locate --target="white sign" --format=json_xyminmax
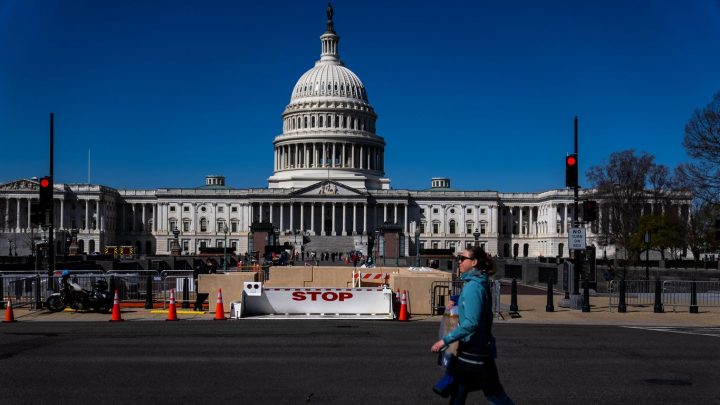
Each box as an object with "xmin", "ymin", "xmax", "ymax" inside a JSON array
[
  {"xmin": 242, "ymin": 287, "xmax": 393, "ymax": 317},
  {"xmin": 568, "ymin": 227, "xmax": 586, "ymax": 250}
]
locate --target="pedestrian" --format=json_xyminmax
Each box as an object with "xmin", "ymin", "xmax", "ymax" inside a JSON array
[{"xmin": 430, "ymin": 246, "xmax": 514, "ymax": 404}]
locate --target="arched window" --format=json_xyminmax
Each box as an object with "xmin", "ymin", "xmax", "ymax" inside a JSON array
[
  {"xmin": 523, "ymin": 244, "xmax": 529, "ymax": 257},
  {"xmin": 78, "ymin": 240, "xmax": 85, "ymax": 253},
  {"xmin": 449, "ymin": 220, "xmax": 456, "ymax": 234},
  {"xmin": 311, "ymin": 116, "xmax": 315, "ymax": 127},
  {"xmin": 513, "ymin": 243, "xmax": 519, "ymax": 258},
  {"xmin": 200, "ymin": 218, "xmax": 208, "ymax": 232},
  {"xmin": 319, "ymin": 116, "xmax": 323, "ymax": 127},
  {"xmin": 304, "ymin": 116, "xmax": 308, "ymax": 128},
  {"xmin": 145, "ymin": 241, "xmax": 152, "ymax": 255},
  {"xmin": 88, "ymin": 240, "xmax": 95, "ymax": 253}
]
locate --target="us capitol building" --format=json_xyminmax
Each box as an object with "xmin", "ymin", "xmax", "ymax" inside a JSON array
[{"xmin": 1, "ymin": 7, "xmax": 605, "ymax": 260}]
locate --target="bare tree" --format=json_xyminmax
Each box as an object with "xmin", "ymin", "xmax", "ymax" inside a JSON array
[
  {"xmin": 587, "ymin": 150, "xmax": 684, "ymax": 263},
  {"xmin": 679, "ymin": 91, "xmax": 720, "ymax": 203}
]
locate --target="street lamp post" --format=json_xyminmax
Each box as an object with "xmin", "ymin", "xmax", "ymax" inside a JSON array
[
  {"xmin": 375, "ymin": 229, "xmax": 381, "ymax": 266},
  {"xmin": 644, "ymin": 230, "xmax": 651, "ymax": 280},
  {"xmin": 223, "ymin": 224, "xmax": 228, "ymax": 272},
  {"xmin": 415, "ymin": 226, "xmax": 421, "ymax": 266},
  {"xmin": 473, "ymin": 228, "xmax": 481, "ymax": 247}
]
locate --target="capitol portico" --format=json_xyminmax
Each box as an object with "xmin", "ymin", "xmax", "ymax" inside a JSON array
[{"xmin": 1, "ymin": 6, "xmax": 647, "ymax": 260}]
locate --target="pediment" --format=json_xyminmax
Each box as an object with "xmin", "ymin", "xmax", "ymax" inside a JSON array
[
  {"xmin": 0, "ymin": 179, "xmax": 39, "ymax": 191},
  {"xmin": 290, "ymin": 180, "xmax": 367, "ymax": 197}
]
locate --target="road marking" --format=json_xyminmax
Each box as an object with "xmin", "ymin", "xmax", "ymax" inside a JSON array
[{"xmin": 623, "ymin": 326, "xmax": 720, "ymax": 338}]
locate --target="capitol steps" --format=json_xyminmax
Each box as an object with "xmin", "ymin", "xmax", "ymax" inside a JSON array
[{"xmin": 302, "ymin": 235, "xmax": 356, "ymax": 255}]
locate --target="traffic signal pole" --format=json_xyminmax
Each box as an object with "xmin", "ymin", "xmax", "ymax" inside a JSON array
[
  {"xmin": 573, "ymin": 116, "xmax": 590, "ymax": 312},
  {"xmin": 48, "ymin": 113, "xmax": 55, "ymax": 278}
]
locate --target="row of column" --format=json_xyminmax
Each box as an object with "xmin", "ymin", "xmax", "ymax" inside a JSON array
[
  {"xmin": 274, "ymin": 142, "xmax": 383, "ymax": 172},
  {"xmin": 254, "ymin": 201, "xmax": 408, "ymax": 236},
  {"xmin": 1, "ymin": 197, "xmax": 101, "ymax": 233}
]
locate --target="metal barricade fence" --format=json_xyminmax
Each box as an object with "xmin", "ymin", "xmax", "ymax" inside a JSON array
[
  {"xmin": 608, "ymin": 280, "xmax": 657, "ymax": 309},
  {"xmin": 161, "ymin": 275, "xmax": 196, "ymax": 309},
  {"xmin": 0, "ymin": 274, "xmax": 49, "ymax": 308},
  {"xmin": 662, "ymin": 280, "xmax": 720, "ymax": 311},
  {"xmin": 430, "ymin": 279, "xmax": 503, "ymax": 316}
]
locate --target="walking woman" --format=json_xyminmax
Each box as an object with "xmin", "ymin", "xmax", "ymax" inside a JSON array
[{"xmin": 431, "ymin": 246, "xmax": 514, "ymax": 404}]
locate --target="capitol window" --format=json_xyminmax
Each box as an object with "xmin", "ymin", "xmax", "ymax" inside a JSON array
[
  {"xmin": 231, "ymin": 206, "xmax": 238, "ymax": 212},
  {"xmin": 449, "ymin": 220, "xmax": 456, "ymax": 234},
  {"xmin": 432, "ymin": 223, "xmax": 439, "ymax": 234},
  {"xmin": 183, "ymin": 206, "xmax": 189, "ymax": 212},
  {"xmin": 183, "ymin": 221, "xmax": 190, "ymax": 232},
  {"xmin": 450, "ymin": 208, "xmax": 455, "ymax": 214},
  {"xmin": 200, "ymin": 218, "xmax": 208, "ymax": 232},
  {"xmin": 480, "ymin": 208, "xmax": 486, "ymax": 214},
  {"xmin": 170, "ymin": 206, "xmax": 176, "ymax": 212},
  {"xmin": 467, "ymin": 208, "xmax": 472, "ymax": 214},
  {"xmin": 433, "ymin": 208, "xmax": 438, "ymax": 214},
  {"xmin": 218, "ymin": 206, "xmax": 224, "ymax": 213}
]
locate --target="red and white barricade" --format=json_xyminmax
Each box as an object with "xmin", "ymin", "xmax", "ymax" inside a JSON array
[
  {"xmin": 352, "ymin": 270, "xmax": 388, "ymax": 287},
  {"xmin": 234, "ymin": 282, "xmax": 394, "ymax": 319}
]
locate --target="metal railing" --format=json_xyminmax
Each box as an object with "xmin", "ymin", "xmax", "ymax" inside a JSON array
[
  {"xmin": 429, "ymin": 279, "xmax": 503, "ymax": 316},
  {"xmin": 662, "ymin": 280, "xmax": 720, "ymax": 311},
  {"xmin": 608, "ymin": 280, "xmax": 720, "ymax": 311}
]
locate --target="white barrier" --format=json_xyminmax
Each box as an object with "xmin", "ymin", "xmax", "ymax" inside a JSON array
[
  {"xmin": 351, "ymin": 270, "xmax": 388, "ymax": 287},
  {"xmin": 240, "ymin": 282, "xmax": 394, "ymax": 319}
]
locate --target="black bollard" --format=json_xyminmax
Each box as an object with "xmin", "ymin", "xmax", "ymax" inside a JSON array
[
  {"xmin": 545, "ymin": 278, "xmax": 554, "ymax": 312},
  {"xmin": 145, "ymin": 274, "xmax": 153, "ymax": 309},
  {"xmin": 510, "ymin": 278, "xmax": 519, "ymax": 313},
  {"xmin": 582, "ymin": 276, "xmax": 591, "ymax": 313},
  {"xmin": 182, "ymin": 278, "xmax": 190, "ymax": 309},
  {"xmin": 34, "ymin": 275, "xmax": 42, "ymax": 310},
  {"xmin": 689, "ymin": 281, "xmax": 699, "ymax": 314},
  {"xmin": 618, "ymin": 279, "xmax": 627, "ymax": 313},
  {"xmin": 109, "ymin": 275, "xmax": 116, "ymax": 298},
  {"xmin": 0, "ymin": 275, "xmax": 5, "ymax": 309},
  {"xmin": 653, "ymin": 278, "xmax": 664, "ymax": 313}
]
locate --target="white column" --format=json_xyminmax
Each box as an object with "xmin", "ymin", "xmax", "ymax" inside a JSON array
[
  {"xmin": 332, "ymin": 143, "xmax": 336, "ymax": 167},
  {"xmin": 342, "ymin": 144, "xmax": 346, "ymax": 168},
  {"xmin": 15, "ymin": 198, "xmax": 20, "ymax": 231},
  {"xmin": 300, "ymin": 203, "xmax": 305, "ymax": 231},
  {"xmin": 393, "ymin": 203, "xmax": 398, "ymax": 224},
  {"xmin": 519, "ymin": 207, "xmax": 523, "ymax": 235},
  {"xmin": 290, "ymin": 202, "xmax": 294, "ymax": 231},
  {"xmin": 96, "ymin": 200, "xmax": 101, "ymax": 232},
  {"xmin": 403, "ymin": 203, "xmax": 407, "ymax": 233},
  {"xmin": 311, "ymin": 203, "xmax": 315, "ymax": 234},
  {"xmin": 269, "ymin": 202, "xmax": 274, "ymax": 225},
  {"xmin": 353, "ymin": 203, "xmax": 357, "ymax": 235},
  {"xmin": 26, "ymin": 198, "xmax": 31, "ymax": 230},
  {"xmin": 192, "ymin": 203, "xmax": 197, "ymax": 233},
  {"xmin": 321, "ymin": 203, "xmax": 326, "ymax": 235},
  {"xmin": 351, "ymin": 145, "xmax": 355, "ymax": 168},
  {"xmin": 342, "ymin": 203, "xmax": 346, "ymax": 235},
  {"xmin": 564, "ymin": 204, "xmax": 568, "ymax": 233},
  {"xmin": 383, "ymin": 203, "xmax": 387, "ymax": 223},
  {"xmin": 363, "ymin": 204, "xmax": 367, "ymax": 234},
  {"xmin": 279, "ymin": 203, "xmax": 284, "ymax": 231},
  {"xmin": 331, "ymin": 203, "xmax": 336, "ymax": 235}
]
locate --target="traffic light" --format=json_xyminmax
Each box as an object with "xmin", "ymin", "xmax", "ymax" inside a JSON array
[
  {"xmin": 38, "ymin": 176, "xmax": 53, "ymax": 226},
  {"xmin": 583, "ymin": 200, "xmax": 598, "ymax": 222},
  {"xmin": 565, "ymin": 154, "xmax": 578, "ymax": 188}
]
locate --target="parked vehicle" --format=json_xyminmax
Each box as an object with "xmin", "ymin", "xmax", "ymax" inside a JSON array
[{"xmin": 45, "ymin": 270, "xmax": 112, "ymax": 313}]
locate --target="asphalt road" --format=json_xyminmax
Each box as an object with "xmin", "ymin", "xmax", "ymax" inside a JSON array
[{"xmin": 1, "ymin": 321, "xmax": 719, "ymax": 404}]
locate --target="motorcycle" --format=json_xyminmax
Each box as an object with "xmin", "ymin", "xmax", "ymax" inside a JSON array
[{"xmin": 45, "ymin": 273, "xmax": 113, "ymax": 313}]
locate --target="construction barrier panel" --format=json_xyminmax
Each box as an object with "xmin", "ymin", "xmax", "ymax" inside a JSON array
[{"xmin": 240, "ymin": 282, "xmax": 394, "ymax": 319}]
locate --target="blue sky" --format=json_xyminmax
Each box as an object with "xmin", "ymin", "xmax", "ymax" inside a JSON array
[{"xmin": 1, "ymin": 0, "xmax": 719, "ymax": 192}]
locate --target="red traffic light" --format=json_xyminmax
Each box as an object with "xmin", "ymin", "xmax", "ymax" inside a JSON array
[
  {"xmin": 40, "ymin": 178, "xmax": 50, "ymax": 188},
  {"xmin": 566, "ymin": 155, "xmax": 577, "ymax": 166}
]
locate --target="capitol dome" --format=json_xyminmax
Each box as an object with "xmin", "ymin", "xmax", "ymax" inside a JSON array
[
  {"xmin": 268, "ymin": 5, "xmax": 390, "ymax": 191},
  {"xmin": 291, "ymin": 64, "xmax": 368, "ymax": 102}
]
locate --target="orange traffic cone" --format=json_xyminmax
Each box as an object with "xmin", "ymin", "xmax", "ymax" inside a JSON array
[
  {"xmin": 109, "ymin": 289, "xmax": 123, "ymax": 322},
  {"xmin": 398, "ymin": 290, "xmax": 409, "ymax": 321},
  {"xmin": 167, "ymin": 288, "xmax": 178, "ymax": 321},
  {"xmin": 2, "ymin": 299, "xmax": 16, "ymax": 323},
  {"xmin": 214, "ymin": 289, "xmax": 226, "ymax": 320}
]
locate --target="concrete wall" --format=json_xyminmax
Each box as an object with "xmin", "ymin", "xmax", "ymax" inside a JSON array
[{"xmin": 198, "ymin": 272, "xmax": 258, "ymax": 313}]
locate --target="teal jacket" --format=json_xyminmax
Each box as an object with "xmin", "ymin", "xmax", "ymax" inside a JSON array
[{"xmin": 442, "ymin": 269, "xmax": 497, "ymax": 358}]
